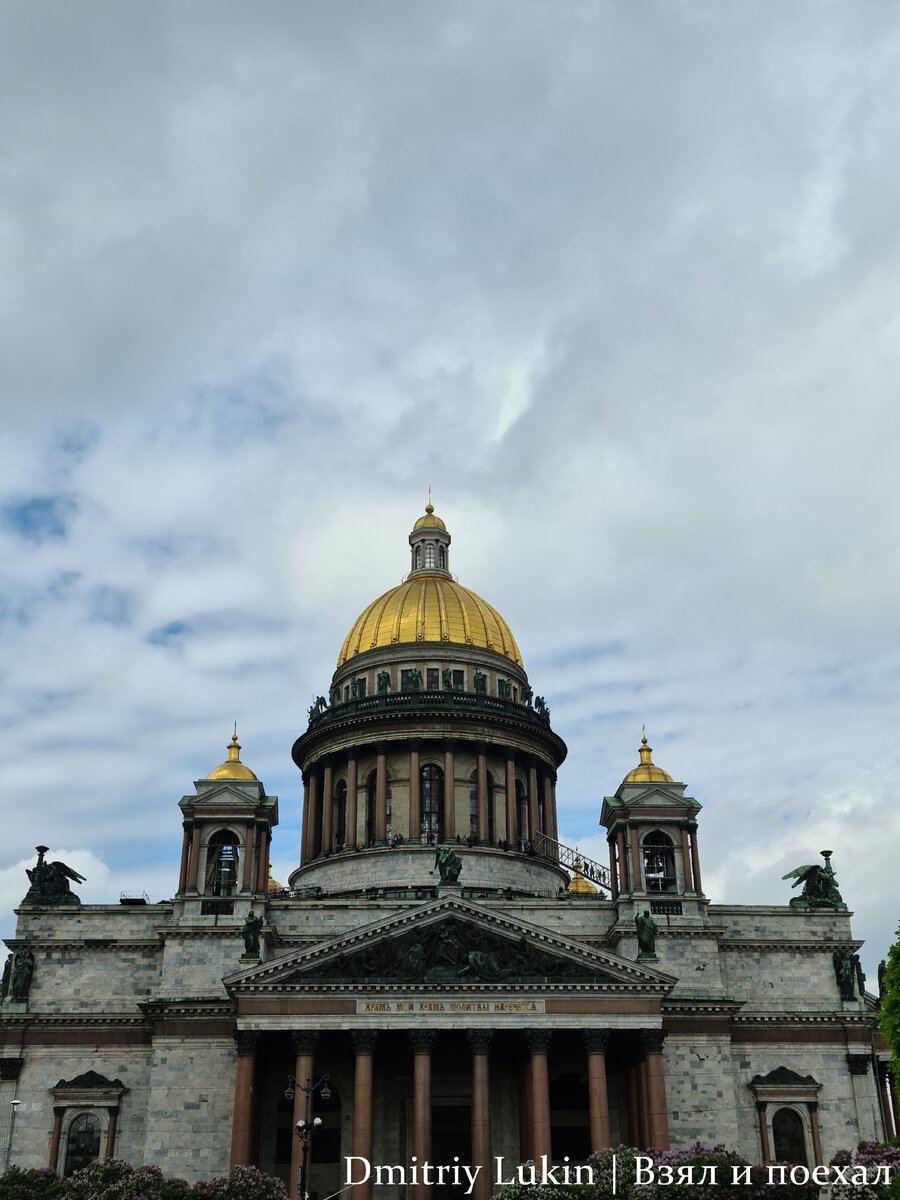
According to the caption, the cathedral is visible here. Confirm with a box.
[0,506,894,1195]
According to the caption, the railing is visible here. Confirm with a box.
[533,832,612,892]
[305,688,553,731]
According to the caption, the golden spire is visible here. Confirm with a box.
[621,727,674,785]
[206,727,259,781]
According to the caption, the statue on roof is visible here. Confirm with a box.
[634,909,659,958]
[433,845,463,885]
[782,850,845,909]
[242,911,265,957]
[23,847,85,907]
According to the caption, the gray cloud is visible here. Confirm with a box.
[2,2,898,977]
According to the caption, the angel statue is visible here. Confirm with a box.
[782,850,845,909]
[23,846,86,907]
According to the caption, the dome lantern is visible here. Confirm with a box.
[409,503,451,577]
[621,729,673,785]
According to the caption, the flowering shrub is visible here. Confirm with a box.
[830,1141,900,1200]
[494,1144,819,1200]
[0,1165,63,1200]
[0,1161,284,1200]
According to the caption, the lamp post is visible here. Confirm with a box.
[285,1073,330,1200]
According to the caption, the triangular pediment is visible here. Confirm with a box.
[225,896,676,992]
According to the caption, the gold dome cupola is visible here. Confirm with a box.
[409,502,451,577]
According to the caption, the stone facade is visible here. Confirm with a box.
[1,507,892,1192]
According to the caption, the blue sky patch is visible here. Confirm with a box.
[1,495,77,543]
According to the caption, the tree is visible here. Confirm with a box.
[879,923,900,1083]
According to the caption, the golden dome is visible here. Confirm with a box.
[206,731,259,781]
[567,855,597,895]
[622,732,673,785]
[412,503,446,531]
[338,574,522,666]
[267,866,284,893]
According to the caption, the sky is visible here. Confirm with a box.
[2,2,899,982]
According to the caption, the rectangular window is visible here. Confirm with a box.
[401,669,415,691]
[427,668,439,690]
[452,670,464,691]
[357,677,366,698]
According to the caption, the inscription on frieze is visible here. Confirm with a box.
[357,999,545,1014]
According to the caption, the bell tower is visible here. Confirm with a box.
[600,731,705,922]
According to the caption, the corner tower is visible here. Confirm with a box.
[289,506,568,896]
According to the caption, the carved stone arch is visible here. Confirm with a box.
[204,827,242,897]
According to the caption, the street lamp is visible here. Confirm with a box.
[285,1073,330,1200]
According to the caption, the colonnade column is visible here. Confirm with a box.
[608,839,619,900]
[290,1032,319,1200]
[640,1031,670,1150]
[346,749,359,849]
[255,823,270,894]
[308,771,321,862]
[889,1070,900,1140]
[177,822,192,893]
[505,753,516,845]
[186,822,202,891]
[408,741,421,842]
[241,821,256,892]
[230,1031,259,1169]
[321,760,334,854]
[629,825,641,890]
[526,1029,552,1164]
[542,774,553,841]
[443,740,456,840]
[476,742,489,843]
[616,828,627,894]
[548,774,559,844]
[411,1032,435,1200]
[352,1032,378,1200]
[375,744,388,843]
[689,824,703,894]
[104,1107,119,1159]
[300,774,310,865]
[878,1064,896,1139]
[680,824,694,891]
[48,1107,64,1171]
[527,762,540,846]
[584,1031,611,1151]
[468,1030,492,1200]
[809,1102,823,1167]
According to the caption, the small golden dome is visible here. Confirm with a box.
[567,854,597,895]
[338,575,522,666]
[267,866,284,893]
[206,731,259,781]
[412,503,447,531]
[622,731,673,785]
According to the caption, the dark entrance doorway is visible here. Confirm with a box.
[431,1104,472,1198]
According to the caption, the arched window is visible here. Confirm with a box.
[421,765,443,843]
[468,772,495,842]
[642,830,676,893]
[439,546,445,569]
[365,773,392,844]
[771,1107,808,1165]
[414,546,422,569]
[425,543,435,568]
[516,779,528,843]
[64,1113,101,1176]
[206,829,240,896]
[334,780,347,850]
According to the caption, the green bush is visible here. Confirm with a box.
[0,1165,64,1200]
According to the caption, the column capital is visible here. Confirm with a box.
[291,1030,320,1056]
[442,738,455,752]
[410,1030,437,1055]
[182,820,194,832]
[637,1029,667,1056]
[0,1058,23,1081]
[583,1030,610,1054]
[467,1029,493,1055]
[505,749,516,763]
[233,1030,260,1056]
[346,745,358,762]
[847,1053,870,1076]
[352,1030,380,1055]
[375,741,388,756]
[408,738,422,752]
[525,1028,552,1055]
[476,741,488,756]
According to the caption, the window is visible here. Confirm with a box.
[427,668,439,691]
[421,765,443,842]
[415,546,422,569]
[206,830,239,896]
[439,546,445,569]
[468,772,496,842]
[356,677,366,699]
[401,669,421,691]
[425,543,435,568]
[772,1108,808,1165]
[452,669,464,691]
[642,830,676,893]
[64,1113,101,1176]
